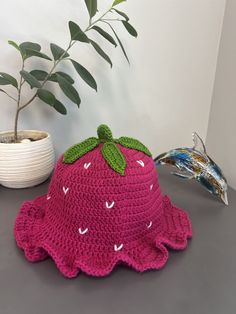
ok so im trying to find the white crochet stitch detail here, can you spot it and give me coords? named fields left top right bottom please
left=106, top=201, right=115, bottom=209
left=114, top=244, right=123, bottom=251
left=84, top=162, right=91, bottom=170
left=79, top=228, right=88, bottom=235
left=147, top=221, right=153, bottom=229
left=63, top=187, right=69, bottom=195
left=137, top=160, right=145, bottom=167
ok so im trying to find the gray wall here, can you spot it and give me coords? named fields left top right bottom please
left=206, top=0, right=236, bottom=190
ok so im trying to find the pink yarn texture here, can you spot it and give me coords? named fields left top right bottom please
left=14, top=145, right=192, bottom=278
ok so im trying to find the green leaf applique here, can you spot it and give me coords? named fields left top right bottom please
left=63, top=137, right=99, bottom=164
left=116, top=136, right=152, bottom=157
left=97, top=124, right=113, bottom=142
left=62, top=125, right=151, bottom=174
left=101, top=142, right=126, bottom=176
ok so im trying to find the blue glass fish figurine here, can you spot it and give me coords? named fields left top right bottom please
left=154, top=132, right=228, bottom=205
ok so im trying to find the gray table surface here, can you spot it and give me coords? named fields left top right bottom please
left=0, top=167, right=236, bottom=314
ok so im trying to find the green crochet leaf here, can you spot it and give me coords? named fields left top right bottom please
left=62, top=124, right=151, bottom=175
left=116, top=136, right=152, bottom=157
left=63, top=137, right=99, bottom=164
left=102, top=142, right=126, bottom=176
left=97, top=124, right=113, bottom=142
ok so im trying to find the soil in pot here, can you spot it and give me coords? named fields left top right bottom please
left=0, top=130, right=47, bottom=143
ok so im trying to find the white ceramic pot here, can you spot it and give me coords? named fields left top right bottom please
left=0, top=130, right=55, bottom=189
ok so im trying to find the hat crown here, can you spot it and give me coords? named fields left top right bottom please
left=46, top=144, right=160, bottom=249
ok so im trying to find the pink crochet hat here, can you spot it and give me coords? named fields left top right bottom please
left=14, top=125, right=192, bottom=278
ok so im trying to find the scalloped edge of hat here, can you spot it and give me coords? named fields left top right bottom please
left=14, top=195, right=192, bottom=278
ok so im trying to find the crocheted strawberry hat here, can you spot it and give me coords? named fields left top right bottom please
left=14, top=124, right=192, bottom=278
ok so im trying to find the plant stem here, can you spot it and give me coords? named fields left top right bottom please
left=85, top=7, right=112, bottom=31
left=14, top=60, right=25, bottom=142
left=101, top=18, right=122, bottom=22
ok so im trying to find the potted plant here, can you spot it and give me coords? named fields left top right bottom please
left=0, top=0, right=137, bottom=188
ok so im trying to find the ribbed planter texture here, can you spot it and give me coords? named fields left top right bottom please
left=0, top=130, right=55, bottom=188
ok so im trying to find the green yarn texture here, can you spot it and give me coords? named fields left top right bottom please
left=97, top=124, right=113, bottom=141
left=116, top=137, right=152, bottom=157
left=63, top=137, right=99, bottom=164
left=63, top=124, right=152, bottom=175
left=102, top=142, right=127, bottom=176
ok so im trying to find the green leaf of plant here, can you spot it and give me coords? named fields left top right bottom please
left=106, top=23, right=129, bottom=63
left=37, top=88, right=56, bottom=105
left=0, top=72, right=18, bottom=88
left=53, top=99, right=67, bottom=115
left=19, top=42, right=41, bottom=52
left=122, top=21, right=138, bottom=37
left=91, top=26, right=117, bottom=47
left=116, top=137, right=152, bottom=157
left=63, top=137, right=99, bottom=164
left=0, top=78, right=9, bottom=86
left=85, top=0, right=97, bottom=18
left=71, top=60, right=97, bottom=91
left=24, top=49, right=52, bottom=61
left=30, top=70, right=48, bottom=81
left=102, top=142, right=126, bottom=175
left=19, top=41, right=41, bottom=59
left=0, top=78, right=10, bottom=86
left=0, top=88, right=7, bottom=95
left=38, top=89, right=67, bottom=115
left=90, top=39, right=112, bottom=67
left=112, top=8, right=129, bottom=21
left=50, top=72, right=75, bottom=84
left=69, top=21, right=90, bottom=43
left=50, top=43, right=69, bottom=61
left=20, top=70, right=42, bottom=88
left=112, top=0, right=126, bottom=7
left=8, top=40, right=20, bottom=51
left=30, top=70, right=75, bottom=85
left=56, top=73, right=81, bottom=107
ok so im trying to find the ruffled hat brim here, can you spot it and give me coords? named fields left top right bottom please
left=14, top=195, right=192, bottom=278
